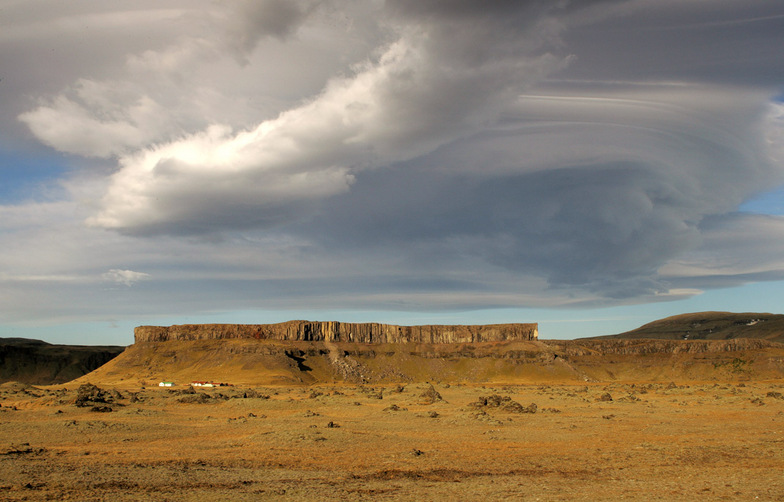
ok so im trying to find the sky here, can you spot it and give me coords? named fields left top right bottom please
left=1, top=0, right=784, bottom=345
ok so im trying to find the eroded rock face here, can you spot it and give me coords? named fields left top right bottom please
left=134, top=321, right=538, bottom=344
left=544, top=338, right=780, bottom=356
left=0, top=340, right=125, bottom=385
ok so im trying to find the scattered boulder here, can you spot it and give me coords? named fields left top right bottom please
left=597, top=393, right=613, bottom=402
left=90, top=405, right=113, bottom=413
left=383, top=404, right=407, bottom=412
left=420, top=384, right=443, bottom=405
left=470, top=394, right=536, bottom=413
left=177, top=393, right=211, bottom=404
left=471, top=394, right=511, bottom=408
left=508, top=402, right=538, bottom=414
left=241, top=390, right=270, bottom=399
left=0, top=443, right=46, bottom=456
left=766, top=391, right=783, bottom=400
left=74, top=383, right=113, bottom=408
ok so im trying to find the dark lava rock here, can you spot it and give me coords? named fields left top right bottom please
left=177, top=393, right=211, bottom=404
left=0, top=443, right=46, bottom=456
left=239, top=390, right=270, bottom=399
left=470, top=394, right=536, bottom=413
left=383, top=404, right=407, bottom=412
left=74, top=383, right=113, bottom=408
left=506, top=401, right=537, bottom=414
left=420, top=384, right=443, bottom=404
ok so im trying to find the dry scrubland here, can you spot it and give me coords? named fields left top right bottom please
left=2, top=380, right=784, bottom=500
left=1, top=337, right=784, bottom=500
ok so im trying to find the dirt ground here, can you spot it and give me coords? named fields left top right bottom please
left=1, top=380, right=783, bottom=501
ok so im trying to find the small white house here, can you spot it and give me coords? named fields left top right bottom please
left=159, top=381, right=174, bottom=387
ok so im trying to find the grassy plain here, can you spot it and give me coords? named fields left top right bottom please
left=1, top=379, right=784, bottom=501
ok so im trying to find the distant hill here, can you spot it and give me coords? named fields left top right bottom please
left=596, top=311, right=784, bottom=343
left=0, top=338, right=126, bottom=385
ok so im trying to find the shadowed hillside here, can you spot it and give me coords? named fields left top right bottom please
left=0, top=338, right=125, bottom=385
left=596, top=312, right=784, bottom=343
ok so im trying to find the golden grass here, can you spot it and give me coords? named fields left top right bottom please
left=2, top=380, right=784, bottom=500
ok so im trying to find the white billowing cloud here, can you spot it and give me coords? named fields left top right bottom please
left=102, top=269, right=151, bottom=286
left=86, top=122, right=358, bottom=234
left=19, top=79, right=172, bottom=158
left=79, top=3, right=571, bottom=234
left=15, top=0, right=313, bottom=158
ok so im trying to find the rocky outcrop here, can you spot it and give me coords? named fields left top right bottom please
left=134, top=321, right=538, bottom=344
left=544, top=338, right=782, bottom=356
left=0, top=339, right=125, bottom=385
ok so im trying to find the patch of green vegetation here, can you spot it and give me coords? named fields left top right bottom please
left=713, top=357, right=749, bottom=373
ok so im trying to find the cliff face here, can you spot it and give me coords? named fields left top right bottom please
left=544, top=337, right=780, bottom=356
left=0, top=338, right=125, bottom=385
left=134, top=321, right=538, bottom=344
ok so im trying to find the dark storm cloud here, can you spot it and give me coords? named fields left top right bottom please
left=221, top=0, right=311, bottom=63
left=287, top=79, right=783, bottom=301
left=561, top=0, right=784, bottom=85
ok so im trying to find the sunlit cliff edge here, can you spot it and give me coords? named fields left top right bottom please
left=134, top=321, right=539, bottom=344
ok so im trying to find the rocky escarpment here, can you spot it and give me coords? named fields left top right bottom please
left=134, top=321, right=538, bottom=344
left=544, top=338, right=783, bottom=356
left=0, top=338, right=125, bottom=385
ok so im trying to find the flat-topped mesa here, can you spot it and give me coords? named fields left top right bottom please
left=134, top=321, right=538, bottom=344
